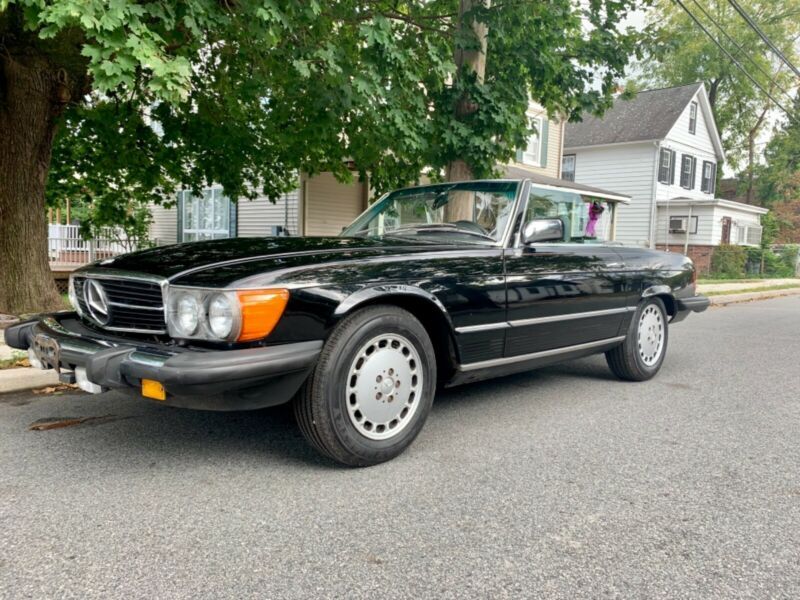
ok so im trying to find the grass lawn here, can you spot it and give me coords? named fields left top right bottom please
left=704, top=283, right=800, bottom=296
left=697, top=277, right=799, bottom=285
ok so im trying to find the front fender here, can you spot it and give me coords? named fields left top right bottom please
left=332, top=284, right=454, bottom=331
left=642, top=284, right=672, bottom=298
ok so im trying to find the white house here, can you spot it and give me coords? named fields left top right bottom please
left=563, top=82, right=768, bottom=272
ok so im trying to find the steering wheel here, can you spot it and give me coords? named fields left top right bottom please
left=453, top=220, right=489, bottom=236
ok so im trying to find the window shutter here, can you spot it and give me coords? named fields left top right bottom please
left=539, top=119, right=549, bottom=167
left=176, top=191, right=184, bottom=243
left=710, top=163, right=717, bottom=195
left=229, top=199, right=238, bottom=237
left=680, top=156, right=688, bottom=188
left=669, top=150, right=676, bottom=184
left=690, top=157, right=696, bottom=190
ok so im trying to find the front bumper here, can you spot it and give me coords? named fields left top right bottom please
left=671, top=294, right=711, bottom=324
left=5, top=313, right=322, bottom=411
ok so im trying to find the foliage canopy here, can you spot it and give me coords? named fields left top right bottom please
left=635, top=0, right=800, bottom=170
left=3, top=0, right=648, bottom=209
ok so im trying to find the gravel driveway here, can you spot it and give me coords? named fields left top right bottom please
left=1, top=296, right=799, bottom=599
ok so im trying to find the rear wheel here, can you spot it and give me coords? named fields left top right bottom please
left=606, top=297, right=668, bottom=381
left=294, top=305, right=437, bottom=466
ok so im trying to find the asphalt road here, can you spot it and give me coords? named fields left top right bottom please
left=1, top=296, right=799, bottom=599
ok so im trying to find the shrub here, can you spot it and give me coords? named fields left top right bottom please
left=710, top=244, right=747, bottom=278
left=777, top=245, right=799, bottom=276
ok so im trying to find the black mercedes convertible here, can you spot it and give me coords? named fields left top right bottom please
left=7, top=179, right=709, bottom=466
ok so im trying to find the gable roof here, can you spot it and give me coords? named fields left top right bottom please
left=564, top=83, right=724, bottom=160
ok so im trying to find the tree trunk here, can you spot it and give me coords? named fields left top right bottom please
left=445, top=0, right=490, bottom=221
left=747, top=131, right=756, bottom=204
left=446, top=0, right=489, bottom=186
left=745, top=107, right=769, bottom=205
left=0, top=54, right=65, bottom=314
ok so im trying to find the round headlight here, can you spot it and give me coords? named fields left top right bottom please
left=207, top=294, right=234, bottom=339
left=173, top=293, right=200, bottom=336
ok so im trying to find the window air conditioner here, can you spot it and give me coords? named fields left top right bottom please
left=668, top=216, right=688, bottom=233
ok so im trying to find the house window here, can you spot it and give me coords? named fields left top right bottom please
left=689, top=101, right=698, bottom=134
left=680, top=154, right=696, bottom=189
left=701, top=161, right=716, bottom=194
left=518, top=116, right=548, bottom=167
left=178, top=188, right=237, bottom=242
left=561, top=155, right=576, bottom=182
left=658, top=148, right=676, bottom=184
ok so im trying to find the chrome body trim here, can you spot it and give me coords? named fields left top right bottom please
left=455, top=322, right=511, bottom=334
left=454, top=306, right=635, bottom=334
left=107, top=301, right=164, bottom=311
left=458, top=336, right=626, bottom=371
left=507, top=306, right=635, bottom=328
left=128, top=351, right=169, bottom=368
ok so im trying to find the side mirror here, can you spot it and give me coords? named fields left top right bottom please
left=522, top=218, right=564, bottom=244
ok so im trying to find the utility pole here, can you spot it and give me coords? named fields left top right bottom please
left=446, top=0, right=490, bottom=183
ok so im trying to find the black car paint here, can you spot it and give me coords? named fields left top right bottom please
left=8, top=179, right=706, bottom=409
left=89, top=230, right=696, bottom=376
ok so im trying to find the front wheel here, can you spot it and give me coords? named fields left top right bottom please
left=605, top=297, right=669, bottom=381
left=294, top=305, right=437, bottom=466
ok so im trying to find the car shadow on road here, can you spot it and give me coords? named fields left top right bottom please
left=434, top=355, right=615, bottom=407
left=16, top=356, right=617, bottom=470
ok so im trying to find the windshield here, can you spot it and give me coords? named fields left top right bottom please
left=341, top=181, right=520, bottom=244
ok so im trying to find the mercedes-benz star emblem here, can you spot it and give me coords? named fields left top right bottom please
left=84, top=279, right=111, bottom=325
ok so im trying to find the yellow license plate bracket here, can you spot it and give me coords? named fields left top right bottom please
left=141, top=379, right=166, bottom=401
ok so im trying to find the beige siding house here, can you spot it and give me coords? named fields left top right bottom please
left=508, top=101, right=565, bottom=179
left=147, top=100, right=565, bottom=246
left=148, top=172, right=368, bottom=245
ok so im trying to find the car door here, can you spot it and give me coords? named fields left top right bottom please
left=503, top=187, right=630, bottom=358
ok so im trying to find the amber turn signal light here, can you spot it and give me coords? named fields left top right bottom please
left=236, top=289, right=290, bottom=342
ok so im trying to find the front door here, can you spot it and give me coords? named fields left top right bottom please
left=503, top=186, right=629, bottom=357
left=721, top=217, right=732, bottom=244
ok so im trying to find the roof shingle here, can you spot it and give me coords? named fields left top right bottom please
left=564, top=83, right=703, bottom=149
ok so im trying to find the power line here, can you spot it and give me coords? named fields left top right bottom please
left=690, top=0, right=794, bottom=101
left=727, top=0, right=800, bottom=79
left=671, top=0, right=791, bottom=116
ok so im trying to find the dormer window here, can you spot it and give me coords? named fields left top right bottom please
left=689, top=101, right=698, bottom=134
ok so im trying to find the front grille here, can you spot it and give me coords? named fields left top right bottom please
left=74, top=276, right=166, bottom=333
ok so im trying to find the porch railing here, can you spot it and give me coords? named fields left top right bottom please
left=48, top=224, right=138, bottom=267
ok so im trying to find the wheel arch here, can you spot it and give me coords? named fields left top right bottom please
left=332, top=286, right=458, bottom=384
left=642, top=285, right=677, bottom=317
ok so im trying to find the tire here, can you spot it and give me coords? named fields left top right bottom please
left=294, top=305, right=437, bottom=467
left=605, top=297, right=669, bottom=382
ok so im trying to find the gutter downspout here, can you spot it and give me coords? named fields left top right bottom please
left=648, top=141, right=660, bottom=249
left=684, top=203, right=693, bottom=255
left=557, top=117, right=565, bottom=178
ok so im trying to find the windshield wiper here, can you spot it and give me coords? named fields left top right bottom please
left=387, top=224, right=496, bottom=241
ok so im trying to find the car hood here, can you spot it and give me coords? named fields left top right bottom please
left=86, top=236, right=462, bottom=286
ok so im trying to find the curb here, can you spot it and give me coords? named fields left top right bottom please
left=709, top=287, right=800, bottom=307
left=0, top=367, right=60, bottom=394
